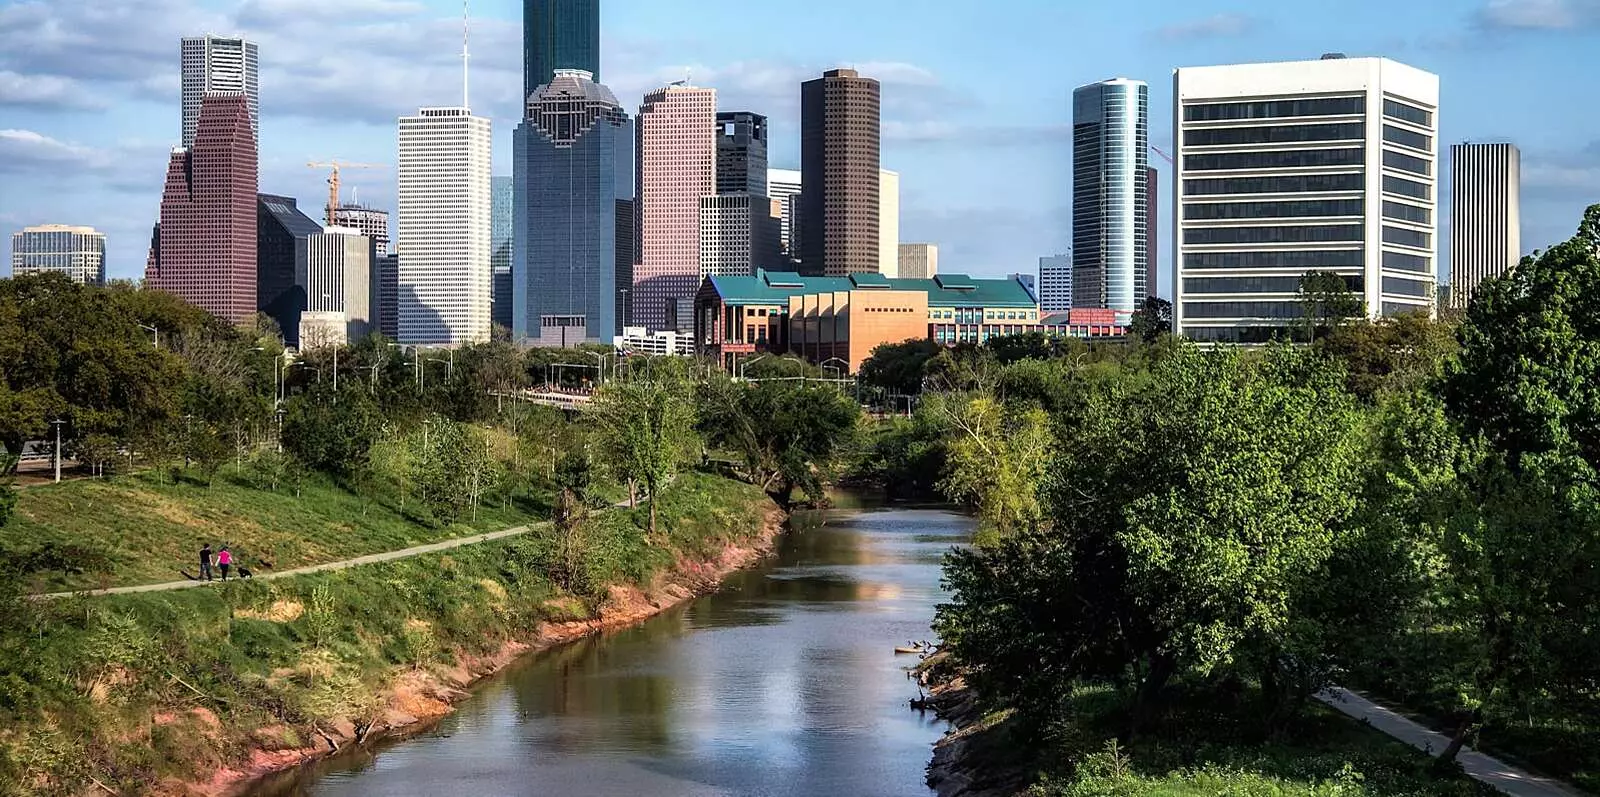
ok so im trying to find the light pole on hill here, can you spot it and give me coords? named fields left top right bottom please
left=50, top=418, right=64, bottom=483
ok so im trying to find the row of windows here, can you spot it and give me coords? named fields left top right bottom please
left=1382, top=99, right=1433, bottom=128
left=1185, top=224, right=1363, bottom=245
left=1383, top=225, right=1432, bottom=249
left=1183, top=301, right=1308, bottom=319
left=1185, top=199, right=1364, bottom=220
left=1383, top=149, right=1432, bottom=177
left=1382, top=276, right=1434, bottom=297
left=1183, top=326, right=1298, bottom=343
left=1183, top=249, right=1365, bottom=269
left=862, top=306, right=917, bottom=313
left=1185, top=148, right=1363, bottom=171
left=1183, top=96, right=1364, bottom=122
left=1184, top=275, right=1362, bottom=294
left=1382, top=301, right=1430, bottom=317
left=1182, top=122, right=1365, bottom=147
left=1382, top=200, right=1431, bottom=224
left=1383, top=175, right=1431, bottom=200
left=1382, top=124, right=1432, bottom=151
left=1383, top=251, right=1432, bottom=272
left=1183, top=173, right=1364, bottom=196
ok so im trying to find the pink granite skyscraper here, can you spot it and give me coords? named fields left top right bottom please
left=146, top=93, right=258, bottom=323
left=633, top=83, right=716, bottom=332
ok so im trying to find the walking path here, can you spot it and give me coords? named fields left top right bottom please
left=41, top=525, right=539, bottom=599
left=1316, top=687, right=1585, bottom=797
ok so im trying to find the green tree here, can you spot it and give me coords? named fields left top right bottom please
left=1128, top=296, right=1173, bottom=344
left=858, top=338, right=942, bottom=398
left=587, top=369, right=698, bottom=538
left=698, top=378, right=860, bottom=507
left=280, top=385, right=382, bottom=478
left=1298, top=270, right=1364, bottom=342
left=1315, top=314, right=1458, bottom=402
left=926, top=393, right=1051, bottom=540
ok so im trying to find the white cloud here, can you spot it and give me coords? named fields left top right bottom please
left=0, top=129, right=108, bottom=169
left=1480, top=0, right=1599, bottom=29
left=1154, top=13, right=1259, bottom=41
left=0, top=71, right=101, bottom=109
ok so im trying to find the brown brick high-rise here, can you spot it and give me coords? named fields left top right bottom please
left=146, top=93, right=258, bottom=324
left=800, top=69, right=880, bottom=277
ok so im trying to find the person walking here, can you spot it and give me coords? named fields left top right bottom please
left=199, top=543, right=214, bottom=581
left=217, top=546, right=233, bottom=581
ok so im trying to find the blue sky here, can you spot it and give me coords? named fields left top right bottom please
left=1, top=0, right=1597, bottom=294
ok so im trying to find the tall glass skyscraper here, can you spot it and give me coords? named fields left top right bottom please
left=514, top=69, right=633, bottom=345
left=490, top=176, right=515, bottom=329
left=524, top=0, right=600, bottom=102
left=1072, top=78, right=1149, bottom=322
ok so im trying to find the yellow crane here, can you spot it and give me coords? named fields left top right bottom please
left=306, top=161, right=385, bottom=226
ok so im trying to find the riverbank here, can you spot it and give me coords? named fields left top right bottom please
left=915, top=653, right=1032, bottom=797
left=0, top=473, right=784, bottom=797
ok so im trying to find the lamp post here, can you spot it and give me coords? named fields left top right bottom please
left=738, top=354, right=768, bottom=381
left=587, top=351, right=608, bottom=387
left=138, top=324, right=159, bottom=348
left=50, top=418, right=64, bottom=483
left=820, top=357, right=848, bottom=391
left=275, top=407, right=286, bottom=453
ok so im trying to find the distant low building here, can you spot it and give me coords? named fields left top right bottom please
left=294, top=226, right=373, bottom=347
left=11, top=224, right=106, bottom=285
left=614, top=326, right=695, bottom=356
left=897, top=243, right=938, bottom=279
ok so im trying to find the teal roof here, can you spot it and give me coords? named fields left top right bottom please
left=705, top=269, right=1038, bottom=308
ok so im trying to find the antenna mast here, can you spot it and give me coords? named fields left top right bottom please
left=462, top=0, right=470, bottom=111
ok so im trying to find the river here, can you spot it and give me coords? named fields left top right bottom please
left=258, top=506, right=971, bottom=797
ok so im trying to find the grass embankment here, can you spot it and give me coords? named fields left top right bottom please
left=0, top=471, right=775, bottom=797
left=11, top=469, right=551, bottom=593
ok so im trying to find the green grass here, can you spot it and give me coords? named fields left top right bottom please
left=0, top=471, right=776, bottom=796
left=9, top=468, right=553, bottom=592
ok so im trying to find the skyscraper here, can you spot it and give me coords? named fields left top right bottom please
left=181, top=35, right=259, bottom=147
left=898, top=243, right=939, bottom=279
left=1039, top=253, right=1073, bottom=313
left=523, top=0, right=600, bottom=102
left=767, top=168, right=802, bottom=258
left=1173, top=56, right=1440, bottom=343
left=10, top=225, right=106, bottom=285
left=396, top=107, right=492, bottom=345
left=1072, top=78, right=1149, bottom=322
left=716, top=112, right=768, bottom=196
left=331, top=204, right=390, bottom=255
left=491, top=175, right=515, bottom=329
left=514, top=69, right=634, bottom=345
left=700, top=195, right=781, bottom=278
left=879, top=168, right=900, bottom=277
left=1147, top=166, right=1160, bottom=299
left=376, top=254, right=399, bottom=338
left=295, top=227, right=374, bottom=347
left=146, top=94, right=258, bottom=324
left=1450, top=142, right=1521, bottom=309
left=633, top=82, right=716, bottom=332
left=258, top=194, right=323, bottom=343
left=800, top=68, right=881, bottom=276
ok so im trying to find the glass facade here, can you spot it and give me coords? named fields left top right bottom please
left=1072, top=79, right=1148, bottom=318
left=490, top=176, right=514, bottom=329
left=513, top=71, right=633, bottom=343
left=523, top=0, right=600, bottom=101
left=11, top=226, right=106, bottom=285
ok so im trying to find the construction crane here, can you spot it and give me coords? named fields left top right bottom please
left=306, top=161, right=385, bottom=226
left=1149, top=145, right=1175, bottom=166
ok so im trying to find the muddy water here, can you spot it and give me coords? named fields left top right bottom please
left=260, top=507, right=972, bottom=797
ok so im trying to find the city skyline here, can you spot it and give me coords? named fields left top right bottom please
left=1, top=0, right=1596, bottom=290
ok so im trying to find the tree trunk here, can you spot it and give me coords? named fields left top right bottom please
left=649, top=498, right=658, bottom=540
left=1439, top=710, right=1480, bottom=762
left=1131, top=653, right=1176, bottom=734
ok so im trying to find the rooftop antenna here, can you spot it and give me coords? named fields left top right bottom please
left=462, top=0, right=470, bottom=111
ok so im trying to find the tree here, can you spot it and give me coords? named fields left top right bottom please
left=926, top=393, right=1051, bottom=540
left=1298, top=270, right=1364, bottom=342
left=280, top=385, right=382, bottom=478
left=858, top=338, right=942, bottom=398
left=1128, top=296, right=1173, bottom=344
left=1315, top=314, right=1458, bottom=402
left=698, top=378, right=860, bottom=507
left=586, top=369, right=698, bottom=537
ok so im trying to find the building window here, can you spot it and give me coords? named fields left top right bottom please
left=1382, top=201, right=1431, bottom=225
left=1184, top=275, right=1362, bottom=294
left=1381, top=301, right=1428, bottom=317
left=1184, top=224, right=1363, bottom=245
left=1381, top=276, right=1433, bottom=297
left=1185, top=199, right=1363, bottom=220
left=1182, top=301, right=1307, bottom=319
left=1382, top=99, right=1433, bottom=128
left=1183, top=173, right=1364, bottom=196
left=1183, top=96, right=1365, bottom=122
left=1382, top=124, right=1432, bottom=151
left=1182, top=122, right=1365, bottom=147
left=1382, top=250, right=1431, bottom=273
left=1183, top=326, right=1298, bottom=343
left=1383, top=150, right=1432, bottom=177
left=1382, top=225, right=1431, bottom=249
left=1382, top=175, right=1431, bottom=200
left=1184, top=148, right=1364, bottom=171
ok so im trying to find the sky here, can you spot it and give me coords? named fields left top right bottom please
left=1, top=0, right=1598, bottom=295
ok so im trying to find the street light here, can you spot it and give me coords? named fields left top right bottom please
left=138, top=324, right=159, bottom=348
left=587, top=351, right=608, bottom=387
left=738, top=354, right=769, bottom=381
left=820, top=357, right=848, bottom=388
left=293, top=361, right=323, bottom=383
left=49, top=418, right=65, bottom=483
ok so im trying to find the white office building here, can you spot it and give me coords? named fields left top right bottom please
left=767, top=168, right=803, bottom=258
left=880, top=168, right=901, bottom=276
left=295, top=226, right=373, bottom=347
left=11, top=224, right=106, bottom=285
left=1173, top=56, right=1439, bottom=343
left=397, top=107, right=492, bottom=345
left=1449, top=142, right=1521, bottom=309
left=181, top=34, right=259, bottom=147
left=1038, top=253, right=1073, bottom=313
left=700, top=194, right=781, bottom=278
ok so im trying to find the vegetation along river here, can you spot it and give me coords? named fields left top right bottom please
left=257, top=506, right=971, bottom=797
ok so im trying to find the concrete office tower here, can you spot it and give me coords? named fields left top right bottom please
left=1072, top=78, right=1149, bottom=322
left=633, top=82, right=716, bottom=332
left=257, top=194, right=323, bottom=344
left=181, top=35, right=259, bottom=147
left=10, top=225, right=106, bottom=284
left=490, top=175, right=514, bottom=329
left=396, top=107, right=492, bottom=345
left=376, top=254, right=399, bottom=338
left=800, top=68, right=881, bottom=276
left=146, top=94, right=258, bottom=324
left=332, top=204, right=390, bottom=255
left=898, top=243, right=939, bottom=279
left=717, top=112, right=768, bottom=195
left=1173, top=56, right=1440, bottom=343
left=295, top=226, right=373, bottom=347
left=880, top=168, right=900, bottom=277
left=1148, top=166, right=1160, bottom=299
left=1450, top=142, right=1520, bottom=309
left=700, top=194, right=781, bottom=278
left=768, top=168, right=802, bottom=257
left=524, top=0, right=600, bottom=101
left=514, top=69, right=634, bottom=345
left=1039, top=253, right=1073, bottom=313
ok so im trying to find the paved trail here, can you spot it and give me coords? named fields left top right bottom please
left=1317, top=687, right=1585, bottom=797
left=41, top=525, right=539, bottom=599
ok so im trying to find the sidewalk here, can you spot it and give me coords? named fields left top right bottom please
left=1317, top=687, right=1585, bottom=797
left=42, top=524, right=538, bottom=599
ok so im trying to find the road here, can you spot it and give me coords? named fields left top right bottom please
left=1316, top=687, right=1584, bottom=797
left=41, top=524, right=539, bottom=599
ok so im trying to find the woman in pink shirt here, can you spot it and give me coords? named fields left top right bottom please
left=217, top=547, right=233, bottom=580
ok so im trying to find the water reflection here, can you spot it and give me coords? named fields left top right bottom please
left=262, top=507, right=969, bottom=797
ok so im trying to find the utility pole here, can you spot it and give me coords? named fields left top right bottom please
left=332, top=346, right=339, bottom=403
left=50, top=418, right=64, bottom=483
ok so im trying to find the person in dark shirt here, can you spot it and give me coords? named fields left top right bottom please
left=199, top=543, right=214, bottom=581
